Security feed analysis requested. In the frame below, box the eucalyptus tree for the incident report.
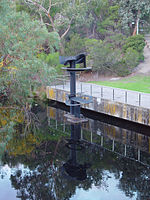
[0,0,59,133]
[22,0,92,40]
[118,0,150,35]
[0,0,59,106]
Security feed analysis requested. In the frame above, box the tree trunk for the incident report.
[59,41,65,56]
[133,10,140,36]
[132,23,137,36]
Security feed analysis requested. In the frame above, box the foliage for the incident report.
[14,0,149,78]
[0,108,24,128]
[86,39,121,74]
[86,0,120,39]
[123,35,145,53]
[123,48,139,68]
[20,0,92,39]
[114,62,130,77]
[97,3,120,36]
[118,0,150,34]
[122,35,145,66]
[115,48,140,76]
[0,0,149,104]
[105,33,126,49]
[85,34,145,76]
[0,0,59,106]
[64,34,86,56]
[38,52,62,74]
[6,133,39,156]
[0,107,24,154]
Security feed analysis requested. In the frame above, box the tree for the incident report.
[64,34,86,56]
[118,0,150,35]
[0,0,59,107]
[86,39,121,74]
[0,0,60,133]
[91,0,120,39]
[21,0,92,40]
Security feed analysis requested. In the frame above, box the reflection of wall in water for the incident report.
[47,106,150,165]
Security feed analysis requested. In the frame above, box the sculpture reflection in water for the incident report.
[60,54,92,181]
[62,123,91,181]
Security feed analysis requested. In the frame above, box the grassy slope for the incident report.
[89,75,150,93]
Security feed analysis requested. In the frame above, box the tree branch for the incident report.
[39,12,44,24]
[24,0,56,31]
[45,22,53,27]
[60,18,73,39]
[60,24,71,39]
[25,0,48,13]
[47,13,56,31]
[48,0,51,13]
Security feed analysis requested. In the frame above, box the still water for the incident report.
[0,105,150,200]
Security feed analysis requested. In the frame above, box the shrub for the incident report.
[86,39,121,74]
[115,48,139,76]
[123,34,145,53]
[138,53,144,62]
[123,48,139,69]
[64,34,86,56]
[39,52,62,74]
[115,62,130,76]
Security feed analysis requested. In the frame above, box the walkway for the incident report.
[137,34,150,74]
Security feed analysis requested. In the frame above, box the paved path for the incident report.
[54,81,150,109]
[136,34,150,74]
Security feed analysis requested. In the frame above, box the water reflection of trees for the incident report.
[1,136,150,200]
[2,139,105,200]
[118,157,150,199]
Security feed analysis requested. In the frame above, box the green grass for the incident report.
[89,75,150,93]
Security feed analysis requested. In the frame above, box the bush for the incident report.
[116,48,139,76]
[138,53,144,62]
[115,62,130,76]
[86,39,121,74]
[123,34,145,53]
[39,52,62,74]
[64,34,86,56]
[115,48,139,76]
[123,48,139,68]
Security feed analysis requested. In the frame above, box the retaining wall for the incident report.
[46,86,150,126]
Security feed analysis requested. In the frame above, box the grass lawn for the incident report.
[89,75,150,93]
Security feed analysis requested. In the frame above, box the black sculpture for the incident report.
[59,53,87,69]
[60,53,92,120]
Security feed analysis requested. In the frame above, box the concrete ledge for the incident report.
[46,86,150,126]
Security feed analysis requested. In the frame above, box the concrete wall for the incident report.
[46,86,150,126]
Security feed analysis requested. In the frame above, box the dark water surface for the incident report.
[0,105,150,200]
